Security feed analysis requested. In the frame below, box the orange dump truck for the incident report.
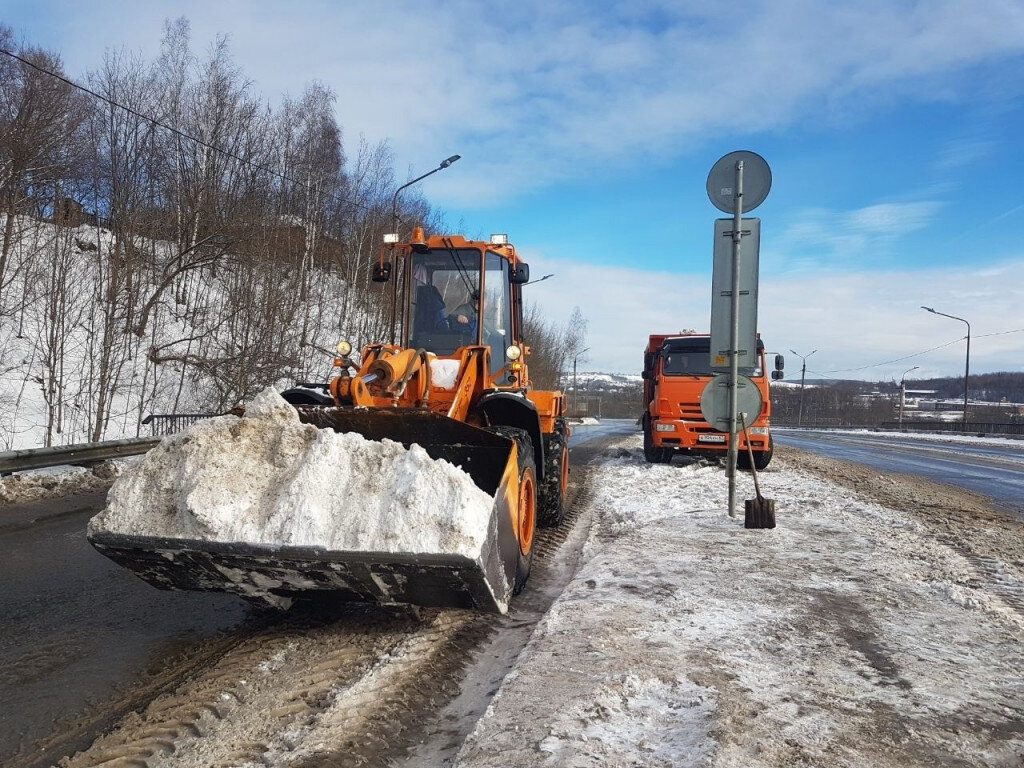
[641,333,782,468]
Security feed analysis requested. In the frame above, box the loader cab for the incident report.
[405,246,516,377]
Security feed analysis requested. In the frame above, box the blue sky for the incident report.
[5,0,1024,380]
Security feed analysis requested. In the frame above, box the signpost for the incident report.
[705,151,771,519]
[710,218,760,373]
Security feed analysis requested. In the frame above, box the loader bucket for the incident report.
[87,407,524,613]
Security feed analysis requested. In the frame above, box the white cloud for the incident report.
[523,245,1024,381]
[771,200,945,269]
[28,0,1024,205]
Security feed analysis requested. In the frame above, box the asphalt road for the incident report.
[774,428,1024,519]
[0,418,639,765]
[569,418,638,447]
[0,495,254,762]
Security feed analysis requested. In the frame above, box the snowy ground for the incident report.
[778,426,1024,448]
[456,436,1024,767]
[9,430,1024,767]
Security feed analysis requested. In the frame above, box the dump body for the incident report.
[88,231,568,612]
[642,333,774,466]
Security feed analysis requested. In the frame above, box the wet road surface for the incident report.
[0,493,249,762]
[1,419,639,766]
[774,428,1024,519]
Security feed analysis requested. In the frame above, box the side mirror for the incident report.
[510,262,530,284]
[372,261,392,283]
[774,354,785,371]
[771,370,785,380]
[641,370,649,380]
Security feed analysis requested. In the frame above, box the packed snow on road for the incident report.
[456,435,1024,768]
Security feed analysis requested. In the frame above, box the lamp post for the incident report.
[572,346,590,419]
[384,155,460,344]
[921,306,971,428]
[789,349,816,427]
[390,154,461,235]
[898,365,919,430]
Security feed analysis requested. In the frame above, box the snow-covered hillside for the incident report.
[0,216,373,451]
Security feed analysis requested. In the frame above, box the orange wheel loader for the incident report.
[88,229,569,613]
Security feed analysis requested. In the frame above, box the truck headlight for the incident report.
[655,423,675,432]
[506,345,522,361]
[336,340,353,356]
[749,426,769,435]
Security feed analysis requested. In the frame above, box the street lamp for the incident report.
[572,346,591,419]
[789,348,816,427]
[921,306,971,428]
[390,154,461,235]
[898,365,919,430]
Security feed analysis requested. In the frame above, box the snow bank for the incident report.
[88,388,495,558]
[456,437,1024,767]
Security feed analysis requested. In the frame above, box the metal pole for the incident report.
[964,323,971,429]
[898,365,918,430]
[798,359,807,426]
[727,160,744,518]
[573,355,577,419]
[899,379,905,429]
[571,347,590,419]
[789,349,816,428]
[921,307,970,430]
[390,155,460,236]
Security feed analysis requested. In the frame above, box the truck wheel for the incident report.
[488,426,537,594]
[643,419,660,463]
[738,437,773,471]
[538,418,569,527]
[753,438,774,470]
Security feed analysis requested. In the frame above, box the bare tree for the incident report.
[0,26,89,309]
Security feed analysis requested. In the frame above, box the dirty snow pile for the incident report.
[88,388,495,558]
[456,436,1024,768]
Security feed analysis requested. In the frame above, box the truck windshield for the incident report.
[408,249,481,354]
[662,350,714,376]
[661,343,763,377]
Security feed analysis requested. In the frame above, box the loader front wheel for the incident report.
[488,426,537,594]
[539,418,569,527]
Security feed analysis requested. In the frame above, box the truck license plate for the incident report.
[698,434,726,443]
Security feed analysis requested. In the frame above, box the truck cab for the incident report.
[641,333,778,468]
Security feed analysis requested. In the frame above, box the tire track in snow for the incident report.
[50,434,620,768]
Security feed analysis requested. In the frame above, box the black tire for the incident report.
[738,437,773,471]
[487,426,537,594]
[642,418,660,463]
[538,418,569,527]
[753,437,774,470]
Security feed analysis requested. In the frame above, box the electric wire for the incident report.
[809,327,1024,376]
[0,46,379,214]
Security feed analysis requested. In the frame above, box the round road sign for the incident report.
[699,373,764,432]
[706,150,772,214]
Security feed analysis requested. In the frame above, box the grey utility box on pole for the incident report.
[709,217,760,374]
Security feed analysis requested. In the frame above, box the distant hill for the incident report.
[799,372,1024,403]
[572,370,1024,423]
[568,372,643,418]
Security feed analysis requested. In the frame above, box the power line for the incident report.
[808,326,1024,376]
[977,328,1024,339]
[813,337,965,374]
[0,46,378,214]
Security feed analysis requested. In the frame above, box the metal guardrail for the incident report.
[141,413,216,436]
[0,436,163,475]
[878,421,1024,436]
